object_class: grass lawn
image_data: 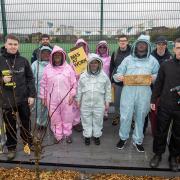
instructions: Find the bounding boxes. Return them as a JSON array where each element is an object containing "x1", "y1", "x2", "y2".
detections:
[
  {"x1": 0, "y1": 42, "x2": 119, "y2": 62},
  {"x1": 19, "y1": 42, "x2": 120, "y2": 61},
  {"x1": 0, "y1": 42, "x2": 174, "y2": 62}
]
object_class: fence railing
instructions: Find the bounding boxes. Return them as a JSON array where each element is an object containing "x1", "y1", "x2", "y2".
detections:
[{"x1": 0, "y1": 0, "x2": 179, "y2": 60}]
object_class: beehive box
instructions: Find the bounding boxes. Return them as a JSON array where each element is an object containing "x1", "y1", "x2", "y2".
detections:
[{"x1": 123, "y1": 75, "x2": 152, "y2": 86}]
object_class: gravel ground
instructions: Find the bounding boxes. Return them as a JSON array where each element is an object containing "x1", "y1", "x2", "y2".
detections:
[{"x1": 0, "y1": 167, "x2": 179, "y2": 180}]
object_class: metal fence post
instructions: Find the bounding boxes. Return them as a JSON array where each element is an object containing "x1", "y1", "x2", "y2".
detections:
[
  {"x1": 1, "y1": 0, "x2": 8, "y2": 42},
  {"x1": 100, "y1": 0, "x2": 103, "y2": 40}
]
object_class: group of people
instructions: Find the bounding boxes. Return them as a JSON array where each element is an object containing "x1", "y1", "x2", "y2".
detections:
[{"x1": 0, "y1": 33, "x2": 180, "y2": 172}]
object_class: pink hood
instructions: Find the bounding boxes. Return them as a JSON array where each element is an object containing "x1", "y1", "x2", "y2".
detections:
[
  {"x1": 40, "y1": 45, "x2": 77, "y2": 100},
  {"x1": 96, "y1": 40, "x2": 110, "y2": 57},
  {"x1": 75, "y1": 38, "x2": 89, "y2": 55},
  {"x1": 41, "y1": 45, "x2": 69, "y2": 78},
  {"x1": 50, "y1": 45, "x2": 67, "y2": 66}
]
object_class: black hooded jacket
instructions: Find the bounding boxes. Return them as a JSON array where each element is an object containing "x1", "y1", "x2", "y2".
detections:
[
  {"x1": 109, "y1": 45, "x2": 131, "y2": 85},
  {"x1": 151, "y1": 48, "x2": 172, "y2": 65},
  {"x1": 0, "y1": 47, "x2": 36, "y2": 108},
  {"x1": 151, "y1": 57, "x2": 180, "y2": 110},
  {"x1": 0, "y1": 48, "x2": 2, "y2": 106}
]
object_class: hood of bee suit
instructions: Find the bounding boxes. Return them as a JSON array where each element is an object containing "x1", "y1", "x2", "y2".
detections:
[
  {"x1": 96, "y1": 40, "x2": 110, "y2": 57},
  {"x1": 87, "y1": 53, "x2": 103, "y2": 75},
  {"x1": 50, "y1": 45, "x2": 67, "y2": 66},
  {"x1": 75, "y1": 38, "x2": 89, "y2": 55},
  {"x1": 131, "y1": 34, "x2": 152, "y2": 59},
  {"x1": 39, "y1": 46, "x2": 52, "y2": 61}
]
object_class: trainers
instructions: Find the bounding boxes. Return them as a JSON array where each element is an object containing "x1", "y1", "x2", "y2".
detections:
[
  {"x1": 94, "y1": 137, "x2": 100, "y2": 145},
  {"x1": 169, "y1": 156, "x2": 179, "y2": 172},
  {"x1": 150, "y1": 154, "x2": 162, "y2": 168},
  {"x1": 133, "y1": 142, "x2": 144, "y2": 152},
  {"x1": 112, "y1": 115, "x2": 119, "y2": 126},
  {"x1": 85, "y1": 137, "x2": 90, "y2": 145},
  {"x1": 7, "y1": 150, "x2": 16, "y2": 161},
  {"x1": 65, "y1": 136, "x2": 72, "y2": 144},
  {"x1": 116, "y1": 139, "x2": 126, "y2": 150}
]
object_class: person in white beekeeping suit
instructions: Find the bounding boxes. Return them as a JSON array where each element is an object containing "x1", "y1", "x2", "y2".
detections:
[{"x1": 76, "y1": 53, "x2": 111, "y2": 146}]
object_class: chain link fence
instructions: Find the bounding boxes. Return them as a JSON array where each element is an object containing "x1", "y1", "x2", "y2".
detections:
[{"x1": 0, "y1": 0, "x2": 180, "y2": 60}]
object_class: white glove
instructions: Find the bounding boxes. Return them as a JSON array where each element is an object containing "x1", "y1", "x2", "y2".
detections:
[
  {"x1": 117, "y1": 75, "x2": 124, "y2": 82},
  {"x1": 3, "y1": 76, "x2": 12, "y2": 83},
  {"x1": 28, "y1": 97, "x2": 35, "y2": 106},
  {"x1": 151, "y1": 75, "x2": 156, "y2": 83}
]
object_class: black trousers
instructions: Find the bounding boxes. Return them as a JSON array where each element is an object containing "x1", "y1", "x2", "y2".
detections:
[
  {"x1": 153, "y1": 105, "x2": 180, "y2": 157},
  {"x1": 143, "y1": 114, "x2": 149, "y2": 134},
  {"x1": 3, "y1": 102, "x2": 32, "y2": 151}
]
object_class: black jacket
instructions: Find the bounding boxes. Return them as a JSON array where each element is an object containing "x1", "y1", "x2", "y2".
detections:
[
  {"x1": 0, "y1": 72, "x2": 2, "y2": 107},
  {"x1": 151, "y1": 57, "x2": 180, "y2": 110},
  {"x1": 109, "y1": 45, "x2": 131, "y2": 85},
  {"x1": 0, "y1": 47, "x2": 36, "y2": 108},
  {"x1": 151, "y1": 48, "x2": 172, "y2": 65},
  {"x1": 31, "y1": 44, "x2": 53, "y2": 64}
]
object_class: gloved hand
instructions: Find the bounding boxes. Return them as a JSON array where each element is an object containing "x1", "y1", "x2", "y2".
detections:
[
  {"x1": 28, "y1": 97, "x2": 35, "y2": 106},
  {"x1": 117, "y1": 75, "x2": 124, "y2": 82},
  {"x1": 151, "y1": 75, "x2": 156, "y2": 83}
]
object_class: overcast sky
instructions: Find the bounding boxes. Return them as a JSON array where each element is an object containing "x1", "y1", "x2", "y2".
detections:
[{"x1": 1, "y1": 0, "x2": 180, "y2": 34}]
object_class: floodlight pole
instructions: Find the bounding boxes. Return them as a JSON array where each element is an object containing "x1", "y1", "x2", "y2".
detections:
[
  {"x1": 1, "y1": 0, "x2": 7, "y2": 41},
  {"x1": 100, "y1": 0, "x2": 104, "y2": 39}
]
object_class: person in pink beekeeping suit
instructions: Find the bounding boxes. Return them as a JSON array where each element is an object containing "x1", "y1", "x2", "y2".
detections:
[
  {"x1": 96, "y1": 40, "x2": 111, "y2": 77},
  {"x1": 40, "y1": 45, "x2": 77, "y2": 143},
  {"x1": 69, "y1": 38, "x2": 90, "y2": 132},
  {"x1": 96, "y1": 40, "x2": 111, "y2": 120}
]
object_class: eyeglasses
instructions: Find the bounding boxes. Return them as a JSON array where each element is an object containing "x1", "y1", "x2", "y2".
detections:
[{"x1": 99, "y1": 46, "x2": 107, "y2": 49}]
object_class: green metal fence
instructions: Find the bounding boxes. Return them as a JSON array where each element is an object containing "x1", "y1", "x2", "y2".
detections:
[{"x1": 0, "y1": 0, "x2": 180, "y2": 61}]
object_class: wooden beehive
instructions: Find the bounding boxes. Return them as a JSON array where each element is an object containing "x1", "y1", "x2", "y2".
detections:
[{"x1": 123, "y1": 74, "x2": 152, "y2": 86}]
